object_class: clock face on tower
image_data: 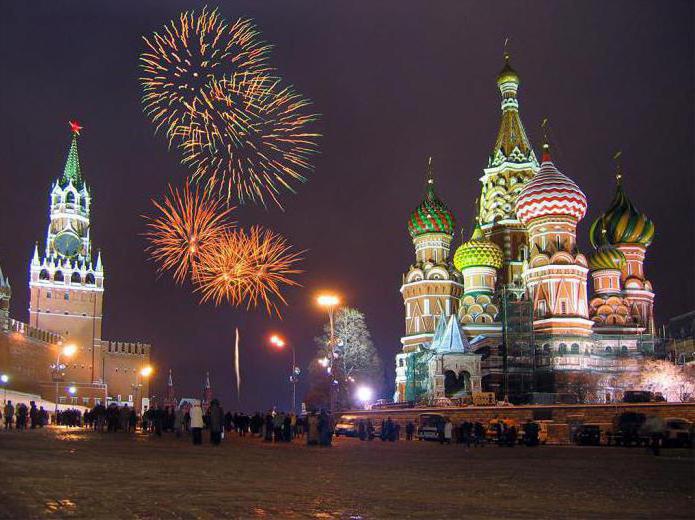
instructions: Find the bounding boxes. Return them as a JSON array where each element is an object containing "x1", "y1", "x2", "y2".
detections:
[{"x1": 54, "y1": 231, "x2": 81, "y2": 257}]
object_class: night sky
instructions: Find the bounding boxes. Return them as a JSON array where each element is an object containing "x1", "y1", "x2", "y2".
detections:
[{"x1": 0, "y1": 1, "x2": 692, "y2": 411}]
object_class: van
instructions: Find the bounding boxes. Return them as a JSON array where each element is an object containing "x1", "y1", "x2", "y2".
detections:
[{"x1": 417, "y1": 413, "x2": 448, "y2": 441}]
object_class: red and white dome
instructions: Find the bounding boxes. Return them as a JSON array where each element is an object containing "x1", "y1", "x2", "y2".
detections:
[{"x1": 516, "y1": 146, "x2": 587, "y2": 225}]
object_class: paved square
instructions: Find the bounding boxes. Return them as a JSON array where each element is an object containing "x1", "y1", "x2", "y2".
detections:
[{"x1": 0, "y1": 427, "x2": 692, "y2": 519}]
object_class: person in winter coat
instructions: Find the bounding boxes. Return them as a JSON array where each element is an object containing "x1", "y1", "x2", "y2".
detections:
[
  {"x1": 208, "y1": 400, "x2": 224, "y2": 445},
  {"x1": 3, "y1": 401, "x2": 14, "y2": 430},
  {"x1": 190, "y1": 403, "x2": 204, "y2": 445}
]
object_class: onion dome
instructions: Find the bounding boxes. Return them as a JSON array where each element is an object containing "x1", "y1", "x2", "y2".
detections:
[
  {"x1": 454, "y1": 222, "x2": 504, "y2": 271},
  {"x1": 516, "y1": 144, "x2": 587, "y2": 225},
  {"x1": 496, "y1": 53, "x2": 520, "y2": 88},
  {"x1": 588, "y1": 244, "x2": 626, "y2": 271},
  {"x1": 589, "y1": 173, "x2": 654, "y2": 248},
  {"x1": 408, "y1": 163, "x2": 455, "y2": 238}
]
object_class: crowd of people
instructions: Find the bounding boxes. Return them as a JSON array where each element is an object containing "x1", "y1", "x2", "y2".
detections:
[
  {"x1": 2, "y1": 401, "x2": 50, "y2": 430},
  {"x1": 3, "y1": 398, "x2": 542, "y2": 450}
]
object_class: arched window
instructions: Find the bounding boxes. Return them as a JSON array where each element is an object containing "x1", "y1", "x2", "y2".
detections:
[
  {"x1": 621, "y1": 345, "x2": 629, "y2": 356},
  {"x1": 85, "y1": 273, "x2": 95, "y2": 285},
  {"x1": 71, "y1": 272, "x2": 81, "y2": 284},
  {"x1": 571, "y1": 343, "x2": 580, "y2": 354},
  {"x1": 53, "y1": 270, "x2": 64, "y2": 282},
  {"x1": 39, "y1": 269, "x2": 50, "y2": 280},
  {"x1": 605, "y1": 346, "x2": 613, "y2": 353},
  {"x1": 558, "y1": 343, "x2": 568, "y2": 355},
  {"x1": 543, "y1": 344, "x2": 550, "y2": 354},
  {"x1": 66, "y1": 191, "x2": 75, "y2": 204}
]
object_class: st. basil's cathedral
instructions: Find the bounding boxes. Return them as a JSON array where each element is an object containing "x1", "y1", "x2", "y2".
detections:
[{"x1": 394, "y1": 54, "x2": 656, "y2": 404}]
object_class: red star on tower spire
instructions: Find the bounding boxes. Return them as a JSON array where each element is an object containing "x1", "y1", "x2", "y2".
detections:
[{"x1": 69, "y1": 120, "x2": 83, "y2": 135}]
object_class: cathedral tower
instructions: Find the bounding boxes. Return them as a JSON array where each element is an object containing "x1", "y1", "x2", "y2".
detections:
[
  {"x1": 401, "y1": 160, "x2": 463, "y2": 352},
  {"x1": 478, "y1": 54, "x2": 539, "y2": 289},
  {"x1": 28, "y1": 122, "x2": 105, "y2": 384},
  {"x1": 588, "y1": 169, "x2": 655, "y2": 334},
  {"x1": 516, "y1": 143, "x2": 593, "y2": 336}
]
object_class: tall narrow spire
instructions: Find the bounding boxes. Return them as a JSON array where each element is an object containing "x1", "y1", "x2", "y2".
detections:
[
  {"x1": 32, "y1": 242, "x2": 40, "y2": 266},
  {"x1": 61, "y1": 121, "x2": 83, "y2": 188},
  {"x1": 489, "y1": 52, "x2": 536, "y2": 169}
]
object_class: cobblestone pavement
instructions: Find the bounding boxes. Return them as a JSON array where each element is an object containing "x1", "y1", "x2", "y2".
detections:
[{"x1": 0, "y1": 427, "x2": 692, "y2": 519}]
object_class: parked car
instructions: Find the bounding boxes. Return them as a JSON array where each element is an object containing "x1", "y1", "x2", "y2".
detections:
[
  {"x1": 334, "y1": 416, "x2": 359, "y2": 437},
  {"x1": 417, "y1": 413, "x2": 448, "y2": 441},
  {"x1": 623, "y1": 390, "x2": 654, "y2": 403},
  {"x1": 518, "y1": 420, "x2": 550, "y2": 445},
  {"x1": 607, "y1": 412, "x2": 648, "y2": 446},
  {"x1": 662, "y1": 417, "x2": 693, "y2": 448},
  {"x1": 574, "y1": 424, "x2": 601, "y2": 446}
]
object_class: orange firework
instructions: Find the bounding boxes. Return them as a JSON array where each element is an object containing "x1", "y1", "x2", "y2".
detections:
[
  {"x1": 144, "y1": 183, "x2": 235, "y2": 284},
  {"x1": 195, "y1": 225, "x2": 303, "y2": 316}
]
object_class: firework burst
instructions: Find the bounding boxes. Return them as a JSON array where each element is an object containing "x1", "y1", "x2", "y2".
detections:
[
  {"x1": 195, "y1": 225, "x2": 303, "y2": 316},
  {"x1": 140, "y1": 8, "x2": 320, "y2": 208},
  {"x1": 181, "y1": 76, "x2": 320, "y2": 207},
  {"x1": 139, "y1": 7, "x2": 272, "y2": 145},
  {"x1": 143, "y1": 183, "x2": 235, "y2": 284}
]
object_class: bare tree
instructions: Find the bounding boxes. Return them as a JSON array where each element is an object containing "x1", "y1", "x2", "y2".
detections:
[{"x1": 311, "y1": 307, "x2": 383, "y2": 408}]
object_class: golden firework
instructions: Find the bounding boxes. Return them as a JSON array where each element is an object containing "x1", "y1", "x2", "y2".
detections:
[
  {"x1": 195, "y1": 225, "x2": 303, "y2": 316},
  {"x1": 144, "y1": 183, "x2": 234, "y2": 284}
]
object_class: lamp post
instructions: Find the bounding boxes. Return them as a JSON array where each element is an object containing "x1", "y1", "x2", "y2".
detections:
[
  {"x1": 1, "y1": 374, "x2": 9, "y2": 405},
  {"x1": 317, "y1": 294, "x2": 340, "y2": 411},
  {"x1": 50, "y1": 343, "x2": 77, "y2": 415},
  {"x1": 132, "y1": 365, "x2": 153, "y2": 414},
  {"x1": 270, "y1": 335, "x2": 300, "y2": 413}
]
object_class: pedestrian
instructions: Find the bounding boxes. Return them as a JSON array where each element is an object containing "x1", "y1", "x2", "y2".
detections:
[
  {"x1": 358, "y1": 420, "x2": 367, "y2": 441},
  {"x1": 128, "y1": 408, "x2": 137, "y2": 433},
  {"x1": 175, "y1": 406, "x2": 185, "y2": 438},
  {"x1": 443, "y1": 420, "x2": 453, "y2": 444},
  {"x1": 190, "y1": 403, "x2": 204, "y2": 445},
  {"x1": 208, "y1": 399, "x2": 224, "y2": 446},
  {"x1": 3, "y1": 401, "x2": 14, "y2": 430},
  {"x1": 405, "y1": 421, "x2": 414, "y2": 441},
  {"x1": 29, "y1": 401, "x2": 39, "y2": 429}
]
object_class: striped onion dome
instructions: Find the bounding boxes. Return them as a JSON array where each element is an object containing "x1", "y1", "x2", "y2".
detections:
[
  {"x1": 588, "y1": 244, "x2": 626, "y2": 271},
  {"x1": 454, "y1": 222, "x2": 504, "y2": 271},
  {"x1": 516, "y1": 145, "x2": 587, "y2": 225},
  {"x1": 408, "y1": 178, "x2": 455, "y2": 238},
  {"x1": 588, "y1": 177, "x2": 654, "y2": 248}
]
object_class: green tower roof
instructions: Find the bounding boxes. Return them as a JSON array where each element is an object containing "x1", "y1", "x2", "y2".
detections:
[{"x1": 60, "y1": 121, "x2": 84, "y2": 189}]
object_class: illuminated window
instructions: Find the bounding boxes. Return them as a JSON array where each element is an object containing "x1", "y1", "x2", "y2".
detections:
[
  {"x1": 46, "y1": 292, "x2": 51, "y2": 299},
  {"x1": 64, "y1": 293, "x2": 69, "y2": 301}
]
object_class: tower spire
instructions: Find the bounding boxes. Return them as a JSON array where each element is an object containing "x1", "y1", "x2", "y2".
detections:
[
  {"x1": 613, "y1": 151, "x2": 623, "y2": 185},
  {"x1": 32, "y1": 242, "x2": 40, "y2": 266},
  {"x1": 61, "y1": 120, "x2": 83, "y2": 188},
  {"x1": 541, "y1": 118, "x2": 552, "y2": 162}
]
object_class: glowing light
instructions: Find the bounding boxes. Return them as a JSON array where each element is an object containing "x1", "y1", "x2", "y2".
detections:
[
  {"x1": 0, "y1": 374, "x2": 8, "y2": 384},
  {"x1": 140, "y1": 366, "x2": 154, "y2": 378},
  {"x1": 318, "y1": 357, "x2": 329, "y2": 368},
  {"x1": 270, "y1": 335, "x2": 285, "y2": 348},
  {"x1": 68, "y1": 386, "x2": 77, "y2": 395},
  {"x1": 317, "y1": 294, "x2": 339, "y2": 308},
  {"x1": 69, "y1": 120, "x2": 83, "y2": 135},
  {"x1": 62, "y1": 344, "x2": 77, "y2": 357},
  {"x1": 355, "y1": 385, "x2": 373, "y2": 403},
  {"x1": 144, "y1": 183, "x2": 234, "y2": 284}
]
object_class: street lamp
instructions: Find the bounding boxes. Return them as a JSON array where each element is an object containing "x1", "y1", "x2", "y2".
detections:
[
  {"x1": 317, "y1": 293, "x2": 341, "y2": 411},
  {"x1": 1, "y1": 374, "x2": 9, "y2": 405},
  {"x1": 51, "y1": 343, "x2": 77, "y2": 414},
  {"x1": 270, "y1": 335, "x2": 300, "y2": 413},
  {"x1": 355, "y1": 385, "x2": 374, "y2": 409},
  {"x1": 132, "y1": 365, "x2": 153, "y2": 413}
]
